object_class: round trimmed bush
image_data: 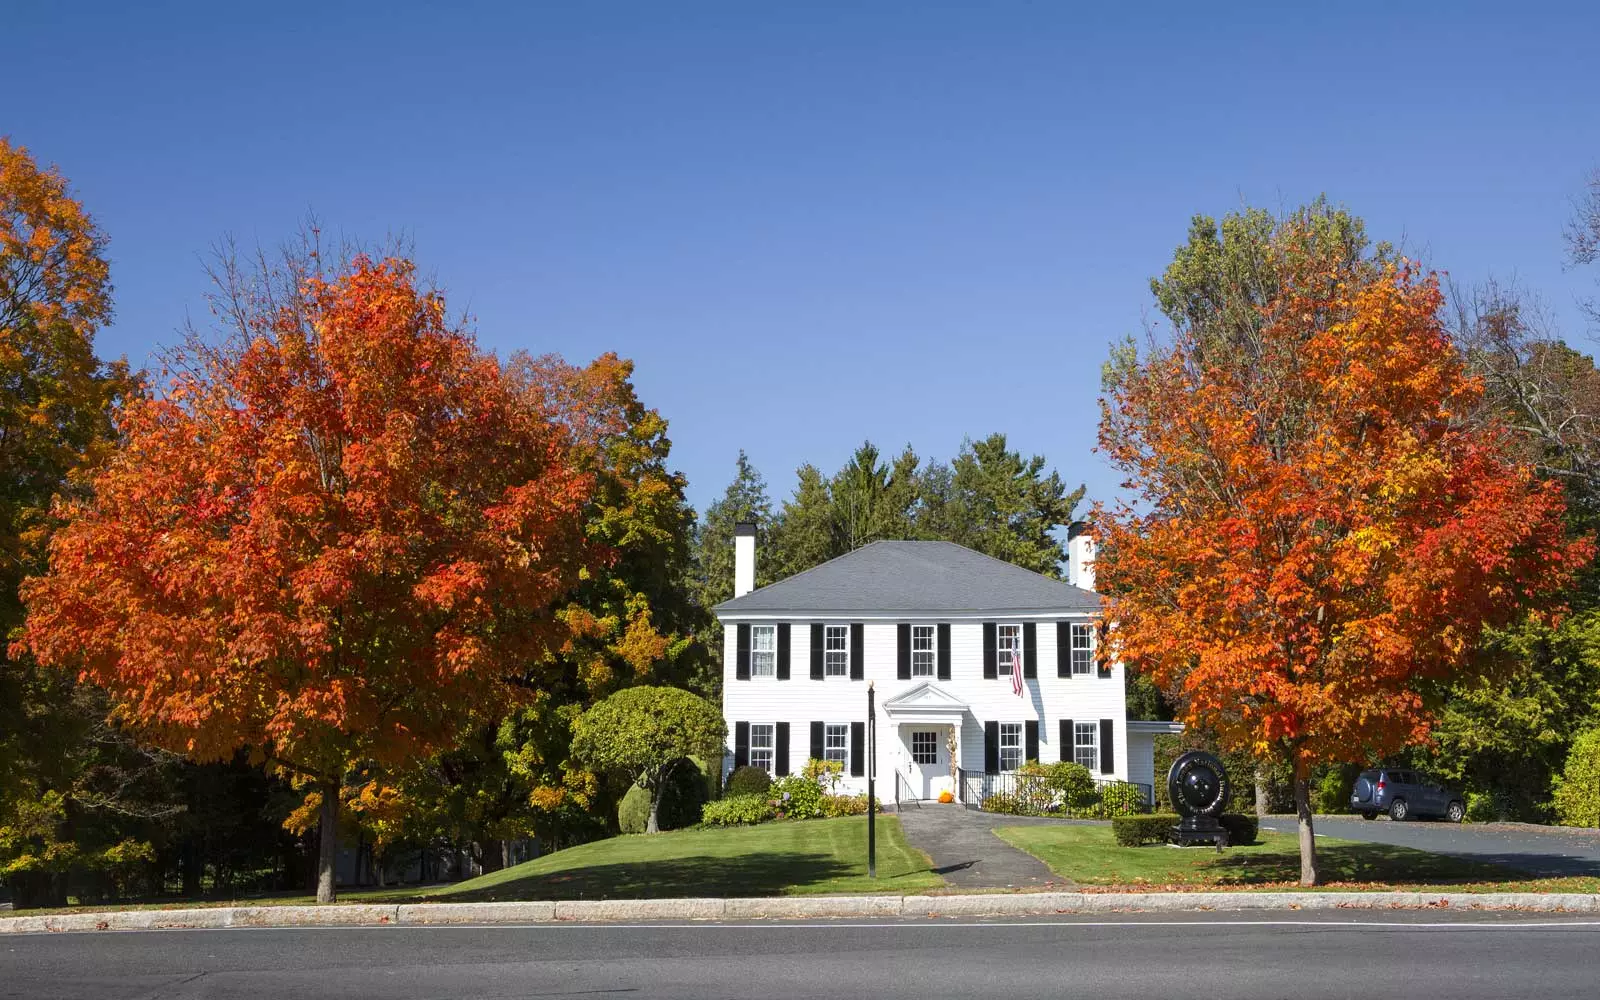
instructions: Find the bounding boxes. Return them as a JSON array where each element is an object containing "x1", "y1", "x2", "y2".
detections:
[
  {"x1": 617, "y1": 760, "x2": 709, "y2": 833},
  {"x1": 618, "y1": 784, "x2": 652, "y2": 834},
  {"x1": 726, "y1": 765, "x2": 772, "y2": 798}
]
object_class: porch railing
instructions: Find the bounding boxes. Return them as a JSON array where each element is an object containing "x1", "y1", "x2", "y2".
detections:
[
  {"x1": 894, "y1": 771, "x2": 920, "y2": 810},
  {"x1": 956, "y1": 768, "x2": 1153, "y2": 815}
]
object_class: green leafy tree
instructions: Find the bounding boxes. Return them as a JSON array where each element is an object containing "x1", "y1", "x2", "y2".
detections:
[
  {"x1": 692, "y1": 452, "x2": 774, "y2": 612},
  {"x1": 570, "y1": 686, "x2": 725, "y2": 834}
]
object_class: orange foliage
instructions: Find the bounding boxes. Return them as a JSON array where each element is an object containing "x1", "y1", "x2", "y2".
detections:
[
  {"x1": 16, "y1": 258, "x2": 601, "y2": 786},
  {"x1": 1098, "y1": 253, "x2": 1591, "y2": 774}
]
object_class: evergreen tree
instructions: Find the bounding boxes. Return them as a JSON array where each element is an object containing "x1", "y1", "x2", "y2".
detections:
[{"x1": 691, "y1": 451, "x2": 774, "y2": 611}]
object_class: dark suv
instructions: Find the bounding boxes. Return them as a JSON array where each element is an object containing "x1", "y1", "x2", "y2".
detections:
[{"x1": 1350, "y1": 769, "x2": 1464, "y2": 822}]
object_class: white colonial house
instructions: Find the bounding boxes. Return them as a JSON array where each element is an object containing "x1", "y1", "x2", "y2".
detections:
[{"x1": 714, "y1": 523, "x2": 1179, "y2": 805}]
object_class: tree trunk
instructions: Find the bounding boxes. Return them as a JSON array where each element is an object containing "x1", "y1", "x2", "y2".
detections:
[
  {"x1": 502, "y1": 839, "x2": 513, "y2": 870},
  {"x1": 647, "y1": 785, "x2": 663, "y2": 835},
  {"x1": 1255, "y1": 766, "x2": 1268, "y2": 819},
  {"x1": 1293, "y1": 762, "x2": 1319, "y2": 887},
  {"x1": 316, "y1": 780, "x2": 339, "y2": 904}
]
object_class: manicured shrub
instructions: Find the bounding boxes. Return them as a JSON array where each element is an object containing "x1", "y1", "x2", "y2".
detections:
[
  {"x1": 702, "y1": 793, "x2": 776, "y2": 826},
  {"x1": 1218, "y1": 813, "x2": 1258, "y2": 845},
  {"x1": 771, "y1": 774, "x2": 826, "y2": 820},
  {"x1": 1113, "y1": 813, "x2": 1178, "y2": 846},
  {"x1": 821, "y1": 793, "x2": 873, "y2": 817},
  {"x1": 618, "y1": 784, "x2": 652, "y2": 834},
  {"x1": 726, "y1": 765, "x2": 772, "y2": 798},
  {"x1": 1554, "y1": 727, "x2": 1600, "y2": 827}
]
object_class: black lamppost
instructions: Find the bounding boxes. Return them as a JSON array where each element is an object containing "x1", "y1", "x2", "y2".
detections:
[{"x1": 866, "y1": 681, "x2": 876, "y2": 878}]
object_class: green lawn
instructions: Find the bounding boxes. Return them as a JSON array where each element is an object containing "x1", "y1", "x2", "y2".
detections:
[
  {"x1": 995, "y1": 825, "x2": 1598, "y2": 892},
  {"x1": 433, "y1": 815, "x2": 942, "y2": 901}
]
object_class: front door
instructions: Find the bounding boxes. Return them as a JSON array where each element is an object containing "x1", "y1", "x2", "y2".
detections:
[{"x1": 907, "y1": 729, "x2": 943, "y2": 799}]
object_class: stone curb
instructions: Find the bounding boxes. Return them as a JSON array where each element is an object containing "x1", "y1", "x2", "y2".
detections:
[{"x1": 4, "y1": 891, "x2": 1598, "y2": 934}]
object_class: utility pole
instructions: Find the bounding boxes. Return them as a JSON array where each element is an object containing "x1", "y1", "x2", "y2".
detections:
[{"x1": 867, "y1": 681, "x2": 876, "y2": 878}]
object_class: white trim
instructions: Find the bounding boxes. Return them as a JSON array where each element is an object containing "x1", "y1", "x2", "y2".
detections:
[
  {"x1": 823, "y1": 624, "x2": 849, "y2": 677},
  {"x1": 1127, "y1": 720, "x2": 1185, "y2": 735},
  {"x1": 718, "y1": 609, "x2": 1097, "y2": 623}
]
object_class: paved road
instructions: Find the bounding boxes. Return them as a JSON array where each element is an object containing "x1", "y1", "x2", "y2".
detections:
[
  {"x1": 1260, "y1": 815, "x2": 1600, "y2": 876},
  {"x1": 5, "y1": 913, "x2": 1599, "y2": 999},
  {"x1": 895, "y1": 802, "x2": 1090, "y2": 888}
]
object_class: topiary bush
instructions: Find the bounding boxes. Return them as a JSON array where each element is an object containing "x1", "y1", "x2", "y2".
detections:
[
  {"x1": 726, "y1": 765, "x2": 772, "y2": 798},
  {"x1": 702, "y1": 793, "x2": 776, "y2": 826},
  {"x1": 618, "y1": 784, "x2": 652, "y2": 834},
  {"x1": 1218, "y1": 813, "x2": 1259, "y2": 845},
  {"x1": 1113, "y1": 813, "x2": 1178, "y2": 846}
]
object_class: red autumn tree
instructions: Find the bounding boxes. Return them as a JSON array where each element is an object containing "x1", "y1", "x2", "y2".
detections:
[
  {"x1": 1098, "y1": 212, "x2": 1590, "y2": 885},
  {"x1": 18, "y1": 255, "x2": 601, "y2": 902}
]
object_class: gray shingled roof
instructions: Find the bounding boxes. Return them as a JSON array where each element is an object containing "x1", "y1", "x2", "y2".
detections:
[{"x1": 714, "y1": 540, "x2": 1099, "y2": 615}]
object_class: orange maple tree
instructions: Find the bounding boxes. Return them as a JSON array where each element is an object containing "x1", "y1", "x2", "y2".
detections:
[
  {"x1": 17, "y1": 256, "x2": 602, "y2": 902},
  {"x1": 1097, "y1": 223, "x2": 1590, "y2": 884}
]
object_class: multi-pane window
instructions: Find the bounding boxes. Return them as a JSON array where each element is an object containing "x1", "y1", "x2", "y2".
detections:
[
  {"x1": 1075, "y1": 722, "x2": 1099, "y2": 772},
  {"x1": 999, "y1": 723, "x2": 1023, "y2": 772},
  {"x1": 824, "y1": 625, "x2": 849, "y2": 677},
  {"x1": 996, "y1": 624, "x2": 1021, "y2": 676},
  {"x1": 751, "y1": 625, "x2": 777, "y2": 677},
  {"x1": 1071, "y1": 623, "x2": 1095, "y2": 676},
  {"x1": 911, "y1": 730, "x2": 939, "y2": 765},
  {"x1": 911, "y1": 625, "x2": 936, "y2": 677},
  {"x1": 751, "y1": 724, "x2": 776, "y2": 773},
  {"x1": 825, "y1": 724, "x2": 849, "y2": 766}
]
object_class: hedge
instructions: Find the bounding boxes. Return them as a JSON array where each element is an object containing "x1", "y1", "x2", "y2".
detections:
[{"x1": 1111, "y1": 812, "x2": 1258, "y2": 847}]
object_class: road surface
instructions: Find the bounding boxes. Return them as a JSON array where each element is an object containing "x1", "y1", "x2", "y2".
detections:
[
  {"x1": 1260, "y1": 815, "x2": 1600, "y2": 876},
  {"x1": 5, "y1": 912, "x2": 1599, "y2": 999}
]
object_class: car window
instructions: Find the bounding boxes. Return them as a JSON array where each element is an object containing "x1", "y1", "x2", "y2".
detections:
[{"x1": 1359, "y1": 770, "x2": 1379, "y2": 781}]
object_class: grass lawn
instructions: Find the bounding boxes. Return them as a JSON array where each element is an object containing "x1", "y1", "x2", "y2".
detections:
[
  {"x1": 995, "y1": 825, "x2": 1600, "y2": 893},
  {"x1": 436, "y1": 815, "x2": 942, "y2": 901}
]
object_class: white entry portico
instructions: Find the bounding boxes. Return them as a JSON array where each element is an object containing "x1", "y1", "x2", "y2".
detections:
[{"x1": 882, "y1": 681, "x2": 968, "y2": 800}]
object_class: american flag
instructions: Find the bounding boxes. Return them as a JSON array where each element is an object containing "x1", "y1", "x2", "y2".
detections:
[{"x1": 1011, "y1": 634, "x2": 1024, "y2": 697}]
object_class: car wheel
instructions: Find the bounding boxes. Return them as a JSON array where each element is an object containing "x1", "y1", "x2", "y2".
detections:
[
  {"x1": 1446, "y1": 800, "x2": 1465, "y2": 823},
  {"x1": 1389, "y1": 798, "x2": 1409, "y2": 821},
  {"x1": 1361, "y1": 811, "x2": 1378, "y2": 821}
]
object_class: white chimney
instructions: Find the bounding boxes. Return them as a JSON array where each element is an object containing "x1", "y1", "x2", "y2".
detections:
[
  {"x1": 733, "y1": 521, "x2": 757, "y2": 597},
  {"x1": 1067, "y1": 521, "x2": 1095, "y2": 592}
]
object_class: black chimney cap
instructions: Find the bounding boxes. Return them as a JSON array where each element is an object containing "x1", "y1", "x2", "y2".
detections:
[{"x1": 733, "y1": 521, "x2": 757, "y2": 537}]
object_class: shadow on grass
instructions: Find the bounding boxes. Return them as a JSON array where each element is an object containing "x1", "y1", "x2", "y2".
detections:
[
  {"x1": 1200, "y1": 842, "x2": 1527, "y2": 885},
  {"x1": 445, "y1": 852, "x2": 862, "y2": 902}
]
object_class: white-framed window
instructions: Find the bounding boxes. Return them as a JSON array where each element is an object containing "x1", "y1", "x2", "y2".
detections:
[
  {"x1": 1071, "y1": 623, "x2": 1095, "y2": 676},
  {"x1": 824, "y1": 625, "x2": 849, "y2": 677},
  {"x1": 825, "y1": 723, "x2": 849, "y2": 766},
  {"x1": 999, "y1": 722, "x2": 1022, "y2": 772},
  {"x1": 911, "y1": 730, "x2": 939, "y2": 765},
  {"x1": 911, "y1": 625, "x2": 936, "y2": 677},
  {"x1": 1075, "y1": 722, "x2": 1098, "y2": 772},
  {"x1": 750, "y1": 723, "x2": 776, "y2": 773},
  {"x1": 996, "y1": 624, "x2": 1021, "y2": 676},
  {"x1": 751, "y1": 625, "x2": 777, "y2": 677}
]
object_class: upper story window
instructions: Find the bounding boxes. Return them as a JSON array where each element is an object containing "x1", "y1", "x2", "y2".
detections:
[
  {"x1": 996, "y1": 624, "x2": 1021, "y2": 676},
  {"x1": 750, "y1": 723, "x2": 775, "y2": 773},
  {"x1": 1071, "y1": 623, "x2": 1095, "y2": 676},
  {"x1": 911, "y1": 625, "x2": 936, "y2": 677},
  {"x1": 999, "y1": 722, "x2": 1023, "y2": 772},
  {"x1": 751, "y1": 625, "x2": 777, "y2": 677},
  {"x1": 1074, "y1": 722, "x2": 1098, "y2": 771},
  {"x1": 824, "y1": 625, "x2": 849, "y2": 677}
]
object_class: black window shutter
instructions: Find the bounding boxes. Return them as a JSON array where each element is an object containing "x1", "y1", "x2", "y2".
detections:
[
  {"x1": 734, "y1": 721, "x2": 750, "y2": 769},
  {"x1": 1056, "y1": 622, "x2": 1070, "y2": 677},
  {"x1": 896, "y1": 623, "x2": 911, "y2": 680},
  {"x1": 736, "y1": 624, "x2": 751, "y2": 681},
  {"x1": 1023, "y1": 622, "x2": 1037, "y2": 679},
  {"x1": 850, "y1": 722, "x2": 865, "y2": 776},
  {"x1": 849, "y1": 623, "x2": 864, "y2": 680},
  {"x1": 1024, "y1": 720, "x2": 1039, "y2": 764},
  {"x1": 1060, "y1": 719, "x2": 1073, "y2": 763},
  {"x1": 1099, "y1": 719, "x2": 1114, "y2": 774},
  {"x1": 810, "y1": 623, "x2": 824, "y2": 680},
  {"x1": 937, "y1": 623, "x2": 951, "y2": 680},
  {"x1": 982, "y1": 622, "x2": 997, "y2": 679},
  {"x1": 776, "y1": 623, "x2": 791, "y2": 680},
  {"x1": 810, "y1": 721, "x2": 825, "y2": 761},
  {"x1": 1097, "y1": 622, "x2": 1112, "y2": 677},
  {"x1": 983, "y1": 721, "x2": 1000, "y2": 773},
  {"x1": 775, "y1": 722, "x2": 790, "y2": 776}
]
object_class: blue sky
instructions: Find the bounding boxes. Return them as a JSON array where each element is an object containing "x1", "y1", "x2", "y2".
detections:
[{"x1": 9, "y1": 1, "x2": 1598, "y2": 515}]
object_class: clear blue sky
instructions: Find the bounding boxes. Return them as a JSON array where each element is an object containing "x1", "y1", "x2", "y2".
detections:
[{"x1": 10, "y1": 1, "x2": 1598, "y2": 515}]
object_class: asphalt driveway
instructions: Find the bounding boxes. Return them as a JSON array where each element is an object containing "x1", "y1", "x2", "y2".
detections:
[{"x1": 1259, "y1": 815, "x2": 1600, "y2": 877}]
